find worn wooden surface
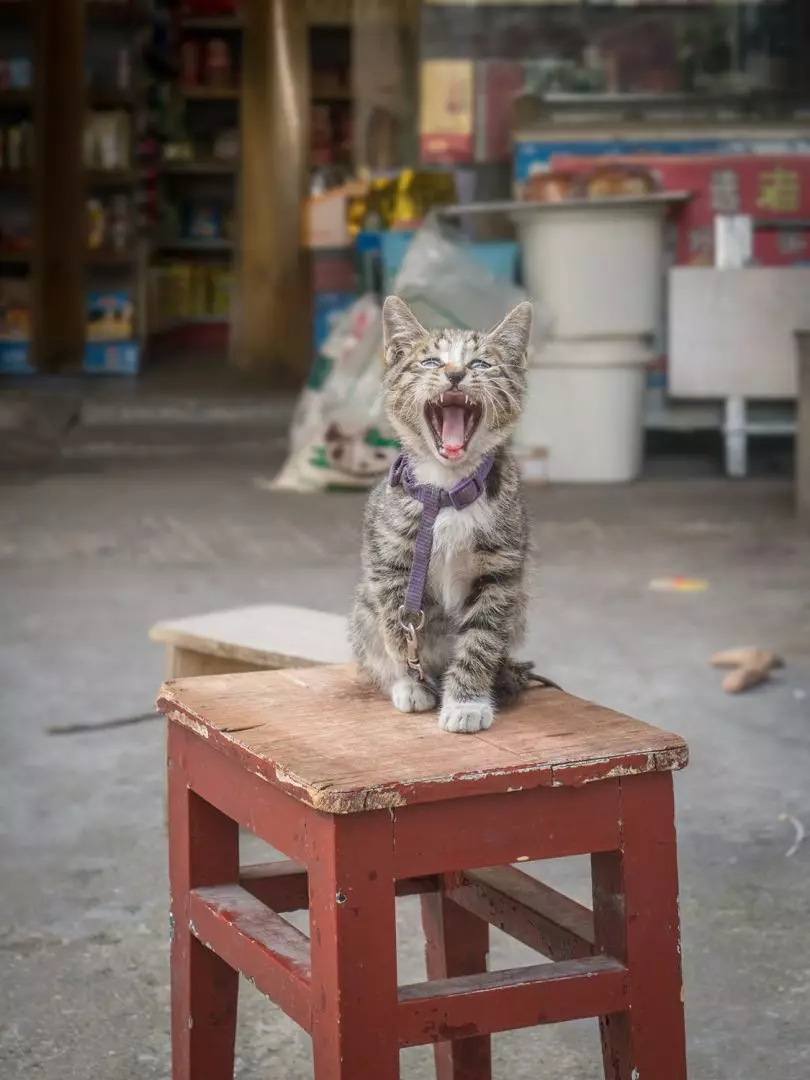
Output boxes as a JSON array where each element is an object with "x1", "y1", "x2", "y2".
[
  {"x1": 447, "y1": 866, "x2": 594, "y2": 961},
  {"x1": 168, "y1": 699, "x2": 687, "y2": 1079},
  {"x1": 150, "y1": 604, "x2": 351, "y2": 671},
  {"x1": 592, "y1": 772, "x2": 687, "y2": 1079},
  {"x1": 421, "y1": 878, "x2": 492, "y2": 1079},
  {"x1": 158, "y1": 663, "x2": 688, "y2": 813},
  {"x1": 168, "y1": 727, "x2": 240, "y2": 1080},
  {"x1": 393, "y1": 782, "x2": 622, "y2": 877},
  {"x1": 397, "y1": 955, "x2": 629, "y2": 1047},
  {"x1": 240, "y1": 859, "x2": 437, "y2": 913},
  {"x1": 306, "y1": 811, "x2": 400, "y2": 1079},
  {"x1": 189, "y1": 885, "x2": 311, "y2": 1032}
]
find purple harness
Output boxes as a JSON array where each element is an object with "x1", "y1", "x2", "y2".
[
  {"x1": 387, "y1": 451, "x2": 561, "y2": 696},
  {"x1": 388, "y1": 451, "x2": 494, "y2": 622}
]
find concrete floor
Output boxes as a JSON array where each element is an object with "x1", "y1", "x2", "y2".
[{"x1": 1, "y1": 457, "x2": 809, "y2": 1079}]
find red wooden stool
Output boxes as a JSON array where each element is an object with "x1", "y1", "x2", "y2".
[{"x1": 159, "y1": 664, "x2": 689, "y2": 1080}]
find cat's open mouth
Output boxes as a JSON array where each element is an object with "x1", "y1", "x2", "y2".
[{"x1": 425, "y1": 391, "x2": 483, "y2": 461}]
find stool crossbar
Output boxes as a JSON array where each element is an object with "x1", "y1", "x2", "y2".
[{"x1": 160, "y1": 663, "x2": 689, "y2": 1080}]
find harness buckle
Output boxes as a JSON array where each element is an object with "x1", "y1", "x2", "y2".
[
  {"x1": 398, "y1": 606, "x2": 426, "y2": 681},
  {"x1": 448, "y1": 473, "x2": 484, "y2": 510}
]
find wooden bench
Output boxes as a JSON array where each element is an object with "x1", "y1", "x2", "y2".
[
  {"x1": 150, "y1": 603, "x2": 351, "y2": 678},
  {"x1": 159, "y1": 663, "x2": 689, "y2": 1080}
]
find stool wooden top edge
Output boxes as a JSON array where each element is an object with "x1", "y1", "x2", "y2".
[
  {"x1": 149, "y1": 604, "x2": 351, "y2": 668},
  {"x1": 157, "y1": 664, "x2": 688, "y2": 814}
]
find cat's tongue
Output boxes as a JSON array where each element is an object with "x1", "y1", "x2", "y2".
[{"x1": 441, "y1": 405, "x2": 466, "y2": 458}]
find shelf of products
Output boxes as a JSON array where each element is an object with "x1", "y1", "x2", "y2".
[
  {"x1": 182, "y1": 16, "x2": 243, "y2": 31},
  {"x1": 146, "y1": 0, "x2": 242, "y2": 345},
  {"x1": 81, "y1": 0, "x2": 151, "y2": 375},
  {"x1": 147, "y1": 258, "x2": 233, "y2": 335},
  {"x1": 85, "y1": 2, "x2": 152, "y2": 24},
  {"x1": 156, "y1": 238, "x2": 233, "y2": 252},
  {"x1": 0, "y1": 1, "x2": 33, "y2": 374},
  {"x1": 163, "y1": 161, "x2": 235, "y2": 175},
  {"x1": 182, "y1": 85, "x2": 239, "y2": 101}
]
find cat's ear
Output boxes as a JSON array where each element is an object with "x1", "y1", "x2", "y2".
[
  {"x1": 382, "y1": 296, "x2": 426, "y2": 361},
  {"x1": 486, "y1": 301, "x2": 533, "y2": 367}
]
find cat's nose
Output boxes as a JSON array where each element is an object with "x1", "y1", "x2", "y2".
[{"x1": 446, "y1": 370, "x2": 465, "y2": 388}]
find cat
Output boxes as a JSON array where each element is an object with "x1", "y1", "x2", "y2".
[{"x1": 349, "y1": 295, "x2": 535, "y2": 734}]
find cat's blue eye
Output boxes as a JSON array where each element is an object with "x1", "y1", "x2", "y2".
[
  {"x1": 469, "y1": 360, "x2": 491, "y2": 371},
  {"x1": 420, "y1": 357, "x2": 442, "y2": 369}
]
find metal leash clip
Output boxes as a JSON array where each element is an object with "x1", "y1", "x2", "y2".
[{"x1": 398, "y1": 605, "x2": 426, "y2": 682}]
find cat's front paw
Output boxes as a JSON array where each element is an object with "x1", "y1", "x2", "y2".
[
  {"x1": 392, "y1": 676, "x2": 437, "y2": 714},
  {"x1": 438, "y1": 697, "x2": 494, "y2": 734}
]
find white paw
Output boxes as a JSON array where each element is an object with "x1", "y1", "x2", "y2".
[
  {"x1": 438, "y1": 697, "x2": 494, "y2": 734},
  {"x1": 392, "y1": 677, "x2": 437, "y2": 714}
]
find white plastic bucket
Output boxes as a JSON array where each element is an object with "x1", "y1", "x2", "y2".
[
  {"x1": 513, "y1": 199, "x2": 668, "y2": 339},
  {"x1": 516, "y1": 339, "x2": 650, "y2": 483}
]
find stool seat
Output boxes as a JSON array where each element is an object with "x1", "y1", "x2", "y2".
[
  {"x1": 161, "y1": 663, "x2": 689, "y2": 1080},
  {"x1": 158, "y1": 663, "x2": 687, "y2": 812}
]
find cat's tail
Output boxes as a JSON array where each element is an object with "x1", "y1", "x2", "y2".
[{"x1": 494, "y1": 659, "x2": 562, "y2": 705}]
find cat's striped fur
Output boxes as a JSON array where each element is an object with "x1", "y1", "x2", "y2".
[{"x1": 349, "y1": 296, "x2": 533, "y2": 734}]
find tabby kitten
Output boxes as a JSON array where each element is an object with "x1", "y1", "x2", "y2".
[{"x1": 349, "y1": 296, "x2": 533, "y2": 734}]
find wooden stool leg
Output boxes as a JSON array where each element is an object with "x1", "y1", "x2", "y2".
[
  {"x1": 168, "y1": 728, "x2": 239, "y2": 1080},
  {"x1": 421, "y1": 879, "x2": 492, "y2": 1080},
  {"x1": 308, "y1": 811, "x2": 400, "y2": 1079},
  {"x1": 592, "y1": 773, "x2": 687, "y2": 1080}
]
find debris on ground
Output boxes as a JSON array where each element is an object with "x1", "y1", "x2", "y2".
[
  {"x1": 45, "y1": 711, "x2": 161, "y2": 736},
  {"x1": 779, "y1": 813, "x2": 807, "y2": 858},
  {"x1": 649, "y1": 576, "x2": 710, "y2": 593},
  {"x1": 710, "y1": 646, "x2": 784, "y2": 695}
]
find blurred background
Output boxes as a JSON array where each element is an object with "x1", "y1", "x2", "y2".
[{"x1": 1, "y1": 1, "x2": 809, "y2": 1078}]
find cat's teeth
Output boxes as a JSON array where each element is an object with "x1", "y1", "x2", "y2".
[{"x1": 464, "y1": 394, "x2": 470, "y2": 406}]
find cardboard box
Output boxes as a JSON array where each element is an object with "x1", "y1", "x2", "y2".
[
  {"x1": 87, "y1": 290, "x2": 135, "y2": 341},
  {"x1": 419, "y1": 59, "x2": 474, "y2": 164},
  {"x1": 84, "y1": 341, "x2": 140, "y2": 375},
  {"x1": 0, "y1": 341, "x2": 33, "y2": 375},
  {"x1": 305, "y1": 187, "x2": 352, "y2": 250}
]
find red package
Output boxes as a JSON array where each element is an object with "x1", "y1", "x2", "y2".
[
  {"x1": 552, "y1": 153, "x2": 810, "y2": 267},
  {"x1": 180, "y1": 41, "x2": 199, "y2": 88},
  {"x1": 204, "y1": 39, "x2": 233, "y2": 88}
]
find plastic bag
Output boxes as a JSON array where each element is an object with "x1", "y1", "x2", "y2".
[
  {"x1": 393, "y1": 220, "x2": 550, "y2": 353},
  {"x1": 271, "y1": 295, "x2": 400, "y2": 491},
  {"x1": 272, "y1": 222, "x2": 548, "y2": 492}
]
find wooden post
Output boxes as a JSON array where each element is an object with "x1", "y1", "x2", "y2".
[
  {"x1": 592, "y1": 773, "x2": 687, "y2": 1080},
  {"x1": 232, "y1": 0, "x2": 310, "y2": 382},
  {"x1": 32, "y1": 0, "x2": 85, "y2": 373},
  {"x1": 353, "y1": 0, "x2": 420, "y2": 172},
  {"x1": 167, "y1": 727, "x2": 240, "y2": 1080},
  {"x1": 307, "y1": 811, "x2": 400, "y2": 1079},
  {"x1": 421, "y1": 878, "x2": 492, "y2": 1080}
]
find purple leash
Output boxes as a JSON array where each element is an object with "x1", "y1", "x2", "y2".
[{"x1": 388, "y1": 452, "x2": 494, "y2": 688}]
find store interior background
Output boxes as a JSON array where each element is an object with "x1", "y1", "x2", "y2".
[
  {"x1": 2, "y1": 0, "x2": 809, "y2": 446},
  {"x1": 3, "y1": 6, "x2": 810, "y2": 1079}
]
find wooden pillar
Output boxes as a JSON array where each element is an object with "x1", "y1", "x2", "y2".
[
  {"x1": 232, "y1": 0, "x2": 310, "y2": 382},
  {"x1": 32, "y1": 0, "x2": 85, "y2": 373},
  {"x1": 353, "y1": 0, "x2": 419, "y2": 172}
]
